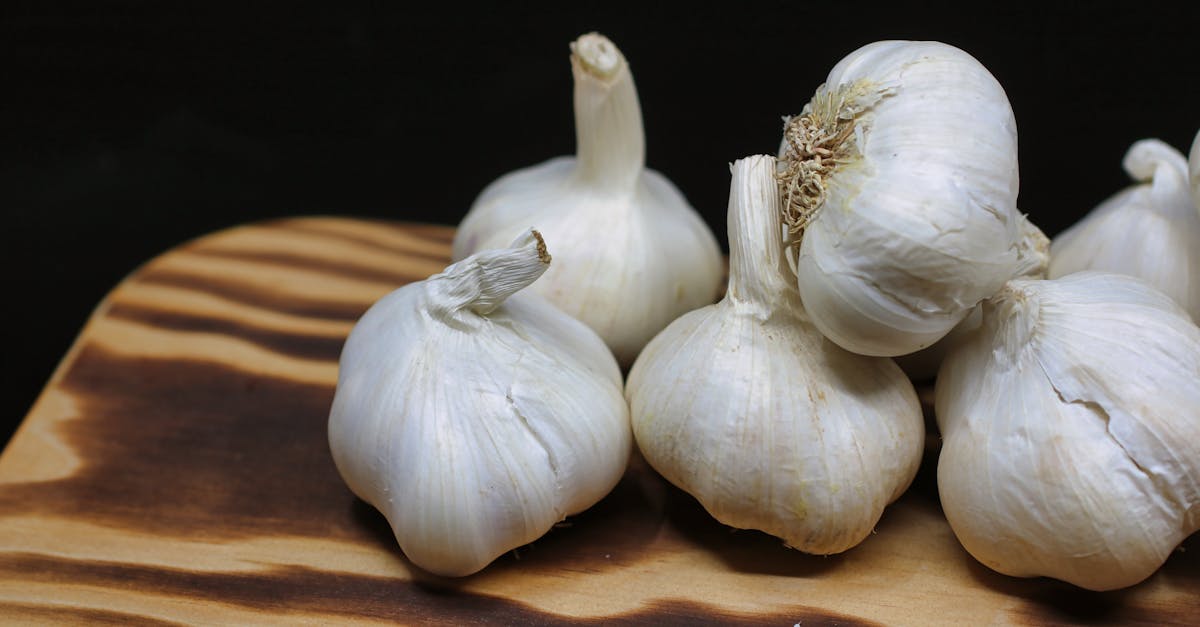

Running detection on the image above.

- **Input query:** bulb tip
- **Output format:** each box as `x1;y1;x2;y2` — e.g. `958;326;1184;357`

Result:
531;229;552;265
571;32;623;79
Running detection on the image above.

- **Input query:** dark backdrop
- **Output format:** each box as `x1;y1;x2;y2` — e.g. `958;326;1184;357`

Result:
4;3;1199;448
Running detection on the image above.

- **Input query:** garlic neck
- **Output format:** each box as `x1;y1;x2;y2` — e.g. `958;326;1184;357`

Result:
726;155;794;311
1124;139;1194;219
983;280;1040;363
430;229;551;321
569;33;645;191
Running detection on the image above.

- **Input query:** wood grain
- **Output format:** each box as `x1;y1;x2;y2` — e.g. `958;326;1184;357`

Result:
0;217;1196;625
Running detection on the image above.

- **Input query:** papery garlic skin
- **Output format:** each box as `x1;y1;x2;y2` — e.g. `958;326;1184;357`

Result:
453;33;724;366
1050;138;1200;320
628;155;923;554
329;230;631;577
897;213;1049;381
936;272;1200;591
1190;129;1200;205
779;40;1023;357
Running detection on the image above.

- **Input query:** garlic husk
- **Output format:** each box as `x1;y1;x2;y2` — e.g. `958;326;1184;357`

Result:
1190;129;1200;205
627;155;924;554
897;212;1049;381
452;33;724;365
1049;138;1200;320
778;40;1023;357
328;230;631;577
936;272;1200;591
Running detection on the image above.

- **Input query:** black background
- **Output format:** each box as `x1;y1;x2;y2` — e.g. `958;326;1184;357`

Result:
4;2;1199;448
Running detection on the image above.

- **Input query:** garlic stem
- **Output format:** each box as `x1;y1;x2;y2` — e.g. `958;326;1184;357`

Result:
570;33;645;190
726;155;793;310
1124;139;1193;215
431;228;551;316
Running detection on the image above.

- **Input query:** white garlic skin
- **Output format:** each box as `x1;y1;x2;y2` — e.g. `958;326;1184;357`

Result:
628;155;924;554
329;231;631;577
453;33;724;366
783;40;1022;357
897;212;1049;381
1190;129;1200;205
936;272;1200;591
1050;138;1200;320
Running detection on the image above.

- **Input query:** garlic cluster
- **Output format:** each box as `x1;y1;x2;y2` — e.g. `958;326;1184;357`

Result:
328;230;631;577
777;40;1024;357
936;272;1200;591
453;33;724;365
627;155;924;554
1049;138;1200;320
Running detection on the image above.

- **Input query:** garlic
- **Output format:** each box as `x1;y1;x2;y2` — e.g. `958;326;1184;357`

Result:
777;40;1024;357
1049;138;1200;320
936;272;1200;591
627;155;924;554
896;212;1050;381
452;32;724;366
328;229;631;577
1190;129;1200;204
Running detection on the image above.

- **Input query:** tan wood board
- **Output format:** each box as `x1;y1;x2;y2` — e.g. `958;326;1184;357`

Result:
0;217;1195;625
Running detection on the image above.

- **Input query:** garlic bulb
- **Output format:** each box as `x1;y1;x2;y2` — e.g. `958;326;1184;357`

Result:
777;40;1024;357
627;155;924;554
936;272;1200;591
453;33;724;366
896;212;1049;381
1049;138;1200;320
1190;129;1200;203
328;230;631;577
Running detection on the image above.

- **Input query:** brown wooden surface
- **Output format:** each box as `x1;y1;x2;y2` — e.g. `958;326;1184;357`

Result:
0;217;1196;625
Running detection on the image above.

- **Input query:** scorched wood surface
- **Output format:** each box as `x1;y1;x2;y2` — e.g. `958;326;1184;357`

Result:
0;217;1195;625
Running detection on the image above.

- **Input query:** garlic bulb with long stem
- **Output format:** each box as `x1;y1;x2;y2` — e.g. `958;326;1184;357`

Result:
777;40;1024;357
453;33;724;366
1049;138;1200;320
936;272;1200;591
328;230;631;577
627;155;924;555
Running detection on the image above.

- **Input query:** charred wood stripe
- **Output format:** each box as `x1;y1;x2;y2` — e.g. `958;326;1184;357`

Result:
144;249;422;300
0;601;187;626
86;317;337;387
269;219;455;261
0;553;877;625
136;270;370;322
106;303;345;364
179;247;434;287
114;282;352;337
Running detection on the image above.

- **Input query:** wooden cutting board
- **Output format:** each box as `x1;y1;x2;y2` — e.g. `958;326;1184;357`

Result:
0;217;1195;625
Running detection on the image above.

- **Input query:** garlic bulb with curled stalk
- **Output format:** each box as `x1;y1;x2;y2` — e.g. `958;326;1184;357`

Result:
1049;138;1200;320
627;155;924;555
328;229;631;577
453;32;724;365
936;272;1200;591
777;40;1025;357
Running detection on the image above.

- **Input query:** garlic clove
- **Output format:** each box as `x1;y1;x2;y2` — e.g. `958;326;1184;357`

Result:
1049;138;1200;321
628;155;924;555
329;229;631;577
453;33;724;366
936;271;1200;591
778;40;1024;357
